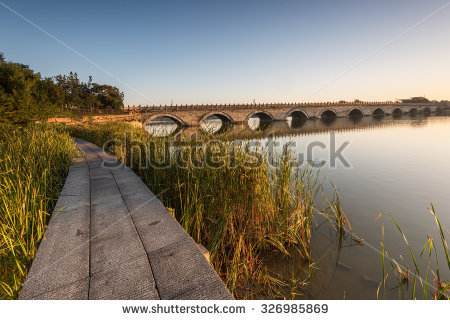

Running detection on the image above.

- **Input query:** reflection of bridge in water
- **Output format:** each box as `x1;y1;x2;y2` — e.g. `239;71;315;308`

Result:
150;112;449;140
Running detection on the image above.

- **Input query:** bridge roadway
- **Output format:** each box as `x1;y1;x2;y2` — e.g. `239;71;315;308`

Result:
19;139;232;300
140;102;450;127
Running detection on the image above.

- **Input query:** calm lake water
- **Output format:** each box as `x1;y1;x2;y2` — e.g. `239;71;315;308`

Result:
146;113;450;299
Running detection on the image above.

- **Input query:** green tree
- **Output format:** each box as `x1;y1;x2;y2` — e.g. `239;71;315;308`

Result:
82;75;98;110
0;62;39;124
54;73;123;110
1;55;125;123
54;72;84;109
401;97;430;103
34;77;64;121
91;83;124;109
0;58;61;124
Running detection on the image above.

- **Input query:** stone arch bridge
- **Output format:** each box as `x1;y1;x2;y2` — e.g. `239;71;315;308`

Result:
139;102;449;127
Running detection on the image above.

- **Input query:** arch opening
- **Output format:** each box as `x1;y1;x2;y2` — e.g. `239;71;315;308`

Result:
392;108;402;118
423;107;431;115
201;114;233;134
319;110;338;125
248;112;273;131
348;108;364;118
288;110;308;120
145;116;182;137
320;109;338;119
409;108;418;116
372;108;386;118
287;110;308;128
436;107;443;115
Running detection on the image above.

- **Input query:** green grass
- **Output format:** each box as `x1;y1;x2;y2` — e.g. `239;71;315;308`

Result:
0;124;74;299
66;122;346;299
378;207;449;300
2;120;447;300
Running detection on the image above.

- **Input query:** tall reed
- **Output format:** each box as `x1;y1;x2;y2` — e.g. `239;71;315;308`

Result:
67;122;343;298
0;124;74;299
378;207;449;300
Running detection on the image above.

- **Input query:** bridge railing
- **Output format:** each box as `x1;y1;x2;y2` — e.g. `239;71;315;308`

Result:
131;100;449;112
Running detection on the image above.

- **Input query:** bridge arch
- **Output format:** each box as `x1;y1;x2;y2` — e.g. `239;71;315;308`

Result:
408;107;418;115
143;113;186;126
347;108;364;118
423;107;431;115
392;108;402;117
285;109;309;120
245;110;274;122
199;111;234;125
319;109;338;119
372;108;386;117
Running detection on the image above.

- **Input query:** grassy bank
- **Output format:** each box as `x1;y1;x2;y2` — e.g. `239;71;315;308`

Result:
67;122;346;299
0;124;74;299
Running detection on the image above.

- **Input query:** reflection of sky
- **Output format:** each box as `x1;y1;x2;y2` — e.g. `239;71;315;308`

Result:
141;115;450;297
200;119;223;133
2;0;450;105
263;116;450;298
275;116;450;272
145;123;179;137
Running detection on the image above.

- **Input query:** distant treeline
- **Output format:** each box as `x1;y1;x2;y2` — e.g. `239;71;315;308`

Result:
399;97;450;103
0;53;124;124
345;97;449;104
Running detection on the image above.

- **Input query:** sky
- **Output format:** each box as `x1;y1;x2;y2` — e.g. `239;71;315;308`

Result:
1;0;450;106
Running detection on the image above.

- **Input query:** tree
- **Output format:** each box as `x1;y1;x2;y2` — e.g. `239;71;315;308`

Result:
54;73;123;110
1;55;125;124
34;77;64;121
0;62;39;124
401;97;430;103
81;75;98;110
0;57;61;124
91;83;124;109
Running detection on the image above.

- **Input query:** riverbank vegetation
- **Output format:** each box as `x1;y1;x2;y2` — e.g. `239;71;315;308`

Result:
66;122;349;298
1;121;447;300
0;124;74;299
2;53;447;299
378;207;449;300
0;53;124;125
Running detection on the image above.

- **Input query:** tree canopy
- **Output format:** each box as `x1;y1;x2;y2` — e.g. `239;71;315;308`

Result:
401;97;430;103
53;73;124;110
0;55;124;125
0;60;56;124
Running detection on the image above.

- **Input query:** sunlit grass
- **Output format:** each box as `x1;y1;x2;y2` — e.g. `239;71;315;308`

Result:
0;124;74;299
378;207;449;300
67;122;346;299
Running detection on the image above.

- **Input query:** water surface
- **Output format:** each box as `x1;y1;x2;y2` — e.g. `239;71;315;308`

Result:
146;113;450;299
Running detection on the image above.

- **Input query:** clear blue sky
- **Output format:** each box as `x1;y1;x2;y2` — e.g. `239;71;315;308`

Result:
1;0;449;106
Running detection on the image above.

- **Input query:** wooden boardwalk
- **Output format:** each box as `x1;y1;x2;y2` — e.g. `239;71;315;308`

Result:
19;139;232;300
